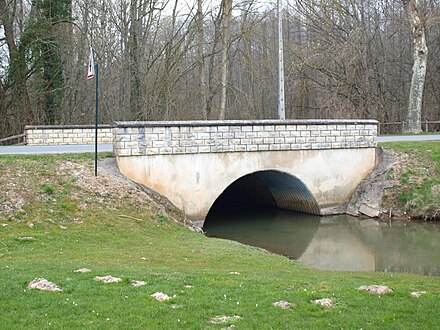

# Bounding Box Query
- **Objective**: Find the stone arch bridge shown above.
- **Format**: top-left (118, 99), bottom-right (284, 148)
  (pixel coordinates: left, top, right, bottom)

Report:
top-left (113, 120), bottom-right (378, 227)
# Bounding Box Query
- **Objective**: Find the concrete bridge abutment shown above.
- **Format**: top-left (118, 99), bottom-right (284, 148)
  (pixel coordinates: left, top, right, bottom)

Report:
top-left (113, 120), bottom-right (378, 227)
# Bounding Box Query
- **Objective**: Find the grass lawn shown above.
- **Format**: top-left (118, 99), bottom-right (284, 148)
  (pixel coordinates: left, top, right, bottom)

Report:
top-left (1, 154), bottom-right (439, 329)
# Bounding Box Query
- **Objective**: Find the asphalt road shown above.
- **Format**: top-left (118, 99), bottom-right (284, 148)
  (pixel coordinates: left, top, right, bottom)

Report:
top-left (377, 135), bottom-right (440, 142)
top-left (0, 144), bottom-right (113, 155)
top-left (0, 135), bottom-right (438, 155)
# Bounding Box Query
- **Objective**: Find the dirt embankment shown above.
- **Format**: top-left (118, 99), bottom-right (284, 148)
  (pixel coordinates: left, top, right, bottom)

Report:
top-left (346, 148), bottom-right (399, 218)
top-left (347, 147), bottom-right (439, 221)
top-left (0, 157), bottom-right (184, 225)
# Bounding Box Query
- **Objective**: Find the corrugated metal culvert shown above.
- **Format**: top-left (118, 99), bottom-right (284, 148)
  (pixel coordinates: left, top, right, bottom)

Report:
top-left (252, 171), bottom-right (320, 215)
top-left (209, 170), bottom-right (320, 215)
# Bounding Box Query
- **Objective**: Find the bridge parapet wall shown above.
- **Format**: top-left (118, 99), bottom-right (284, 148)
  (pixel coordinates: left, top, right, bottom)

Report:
top-left (25, 125), bottom-right (113, 145)
top-left (113, 120), bottom-right (378, 156)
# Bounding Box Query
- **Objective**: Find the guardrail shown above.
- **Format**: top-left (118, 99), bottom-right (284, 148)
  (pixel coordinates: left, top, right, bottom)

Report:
top-left (379, 121), bottom-right (440, 135)
top-left (0, 133), bottom-right (26, 146)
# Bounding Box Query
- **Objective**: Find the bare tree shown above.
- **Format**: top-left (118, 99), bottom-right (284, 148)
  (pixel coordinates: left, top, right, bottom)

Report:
top-left (129, 0), bottom-right (142, 118)
top-left (197, 0), bottom-right (208, 119)
top-left (401, 0), bottom-right (427, 133)
top-left (219, 0), bottom-right (232, 120)
top-left (2, 0), bottom-right (440, 136)
top-left (277, 0), bottom-right (285, 119)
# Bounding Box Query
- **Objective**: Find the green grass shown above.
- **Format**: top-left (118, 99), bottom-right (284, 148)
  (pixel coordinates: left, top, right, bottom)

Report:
top-left (380, 141), bottom-right (440, 219)
top-left (2, 212), bottom-right (439, 329)
top-left (1, 154), bottom-right (440, 329)
top-left (380, 141), bottom-right (440, 172)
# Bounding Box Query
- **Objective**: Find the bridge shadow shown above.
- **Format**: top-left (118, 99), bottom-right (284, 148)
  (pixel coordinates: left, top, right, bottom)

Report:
top-left (204, 206), bottom-right (321, 259)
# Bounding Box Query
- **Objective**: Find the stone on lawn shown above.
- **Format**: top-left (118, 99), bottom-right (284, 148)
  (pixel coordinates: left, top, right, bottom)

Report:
top-left (74, 268), bottom-right (91, 273)
top-left (272, 301), bottom-right (291, 310)
top-left (358, 285), bottom-right (392, 294)
top-left (94, 275), bottom-right (122, 283)
top-left (411, 291), bottom-right (426, 298)
top-left (131, 280), bottom-right (146, 287)
top-left (27, 278), bottom-right (62, 292)
top-left (312, 298), bottom-right (334, 308)
top-left (210, 315), bottom-right (242, 324)
top-left (151, 292), bottom-right (172, 301)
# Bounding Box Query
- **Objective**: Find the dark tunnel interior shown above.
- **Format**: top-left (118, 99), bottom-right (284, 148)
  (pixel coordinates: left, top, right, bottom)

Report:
top-left (204, 170), bottom-right (320, 226)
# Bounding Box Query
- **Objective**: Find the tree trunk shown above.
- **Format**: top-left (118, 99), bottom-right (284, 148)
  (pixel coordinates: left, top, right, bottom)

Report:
top-left (0, 0), bottom-right (32, 132)
top-left (161, 0), bottom-right (179, 120)
top-left (129, 0), bottom-right (142, 119)
top-left (206, 6), bottom-right (223, 119)
top-left (402, 0), bottom-right (427, 134)
top-left (219, 0), bottom-right (232, 120)
top-left (197, 0), bottom-right (207, 119)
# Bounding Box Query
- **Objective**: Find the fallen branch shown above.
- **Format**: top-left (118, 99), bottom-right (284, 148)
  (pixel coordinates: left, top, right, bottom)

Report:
top-left (118, 214), bottom-right (143, 222)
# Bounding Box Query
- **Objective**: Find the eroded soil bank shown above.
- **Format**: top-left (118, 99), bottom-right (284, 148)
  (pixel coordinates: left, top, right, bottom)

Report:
top-left (348, 143), bottom-right (440, 221)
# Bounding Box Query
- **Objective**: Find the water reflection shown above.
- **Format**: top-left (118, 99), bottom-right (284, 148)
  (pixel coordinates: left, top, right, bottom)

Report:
top-left (203, 207), bottom-right (440, 276)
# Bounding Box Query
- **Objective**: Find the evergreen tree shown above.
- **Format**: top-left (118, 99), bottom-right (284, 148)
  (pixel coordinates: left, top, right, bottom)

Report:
top-left (21, 0), bottom-right (72, 124)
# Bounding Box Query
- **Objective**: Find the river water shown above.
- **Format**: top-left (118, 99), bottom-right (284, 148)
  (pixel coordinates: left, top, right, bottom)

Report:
top-left (204, 207), bottom-right (440, 276)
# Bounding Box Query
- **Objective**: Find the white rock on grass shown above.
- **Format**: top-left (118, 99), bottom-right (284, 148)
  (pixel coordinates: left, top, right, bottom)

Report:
top-left (151, 292), bottom-right (173, 301)
top-left (411, 291), bottom-right (427, 298)
top-left (312, 298), bottom-right (334, 308)
top-left (358, 285), bottom-right (392, 294)
top-left (18, 237), bottom-right (35, 241)
top-left (210, 315), bottom-right (242, 324)
top-left (94, 275), bottom-right (122, 283)
top-left (27, 278), bottom-right (62, 292)
top-left (131, 280), bottom-right (146, 287)
top-left (272, 301), bottom-right (292, 310)
top-left (74, 268), bottom-right (91, 273)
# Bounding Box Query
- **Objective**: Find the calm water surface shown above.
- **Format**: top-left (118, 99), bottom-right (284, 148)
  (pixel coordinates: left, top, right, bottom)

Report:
top-left (204, 207), bottom-right (440, 276)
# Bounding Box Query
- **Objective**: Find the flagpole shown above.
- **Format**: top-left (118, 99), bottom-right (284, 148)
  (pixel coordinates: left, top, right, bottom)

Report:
top-left (87, 47), bottom-right (98, 176)
top-left (94, 63), bottom-right (99, 177)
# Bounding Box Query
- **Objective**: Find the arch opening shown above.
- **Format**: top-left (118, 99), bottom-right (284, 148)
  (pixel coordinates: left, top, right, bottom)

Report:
top-left (205, 170), bottom-right (320, 223)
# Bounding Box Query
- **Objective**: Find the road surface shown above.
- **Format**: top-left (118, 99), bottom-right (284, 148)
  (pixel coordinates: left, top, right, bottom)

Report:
top-left (377, 135), bottom-right (440, 142)
top-left (0, 144), bottom-right (113, 155)
top-left (0, 135), bottom-right (438, 155)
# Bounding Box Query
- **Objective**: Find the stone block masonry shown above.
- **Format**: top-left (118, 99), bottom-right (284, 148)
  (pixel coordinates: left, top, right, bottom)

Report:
top-left (25, 125), bottom-right (113, 145)
top-left (112, 120), bottom-right (378, 157)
